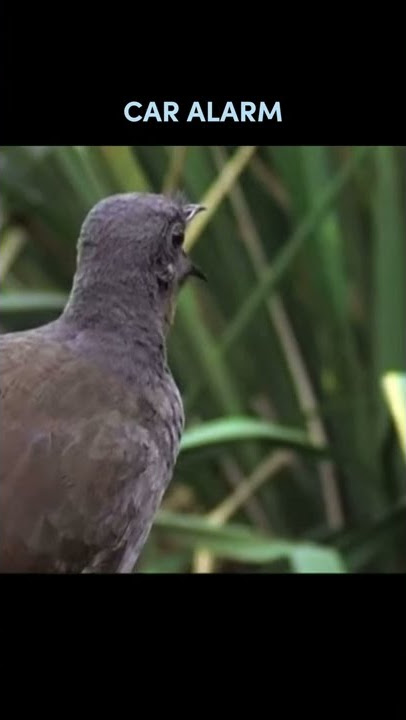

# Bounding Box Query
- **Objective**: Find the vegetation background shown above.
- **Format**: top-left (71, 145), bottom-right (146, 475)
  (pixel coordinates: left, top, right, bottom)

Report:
top-left (0, 145), bottom-right (405, 573)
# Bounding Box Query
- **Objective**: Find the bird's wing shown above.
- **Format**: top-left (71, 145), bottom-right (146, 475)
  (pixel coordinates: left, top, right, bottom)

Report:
top-left (0, 333), bottom-right (160, 573)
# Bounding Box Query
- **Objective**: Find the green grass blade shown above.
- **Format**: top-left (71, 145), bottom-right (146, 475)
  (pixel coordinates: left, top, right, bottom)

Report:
top-left (0, 291), bottom-right (68, 313)
top-left (222, 147), bottom-right (370, 352)
top-left (53, 147), bottom-right (103, 208)
top-left (373, 148), bottom-right (406, 436)
top-left (184, 146), bottom-right (257, 251)
top-left (289, 545), bottom-right (345, 573)
top-left (181, 416), bottom-right (326, 454)
top-left (0, 227), bottom-right (27, 281)
top-left (154, 511), bottom-right (345, 571)
top-left (177, 285), bottom-right (244, 416)
top-left (101, 147), bottom-right (150, 191)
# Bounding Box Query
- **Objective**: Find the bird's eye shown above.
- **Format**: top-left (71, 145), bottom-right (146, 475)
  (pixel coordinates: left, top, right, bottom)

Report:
top-left (172, 230), bottom-right (184, 248)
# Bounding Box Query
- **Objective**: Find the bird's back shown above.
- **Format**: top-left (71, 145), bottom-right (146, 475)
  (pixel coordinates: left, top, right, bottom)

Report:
top-left (0, 328), bottom-right (183, 572)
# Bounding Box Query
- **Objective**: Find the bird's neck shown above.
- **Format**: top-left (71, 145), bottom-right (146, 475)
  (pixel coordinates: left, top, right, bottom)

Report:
top-left (61, 274), bottom-right (167, 367)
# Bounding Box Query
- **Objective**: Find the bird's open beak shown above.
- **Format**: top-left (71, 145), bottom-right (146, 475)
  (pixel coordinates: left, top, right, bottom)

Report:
top-left (179, 251), bottom-right (208, 285)
top-left (189, 263), bottom-right (207, 282)
top-left (180, 205), bottom-right (207, 283)
top-left (184, 204), bottom-right (206, 223)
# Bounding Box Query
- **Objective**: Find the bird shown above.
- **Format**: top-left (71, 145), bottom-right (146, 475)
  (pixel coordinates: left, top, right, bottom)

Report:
top-left (0, 192), bottom-right (206, 573)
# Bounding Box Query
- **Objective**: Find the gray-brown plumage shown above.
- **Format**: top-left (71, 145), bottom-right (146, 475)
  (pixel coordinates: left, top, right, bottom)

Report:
top-left (0, 192), bottom-right (205, 573)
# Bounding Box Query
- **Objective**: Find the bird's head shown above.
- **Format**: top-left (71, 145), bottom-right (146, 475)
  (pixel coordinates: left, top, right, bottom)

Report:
top-left (74, 192), bottom-right (206, 332)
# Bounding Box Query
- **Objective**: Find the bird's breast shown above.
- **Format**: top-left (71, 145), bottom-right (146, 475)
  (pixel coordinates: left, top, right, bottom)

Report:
top-left (142, 373), bottom-right (184, 470)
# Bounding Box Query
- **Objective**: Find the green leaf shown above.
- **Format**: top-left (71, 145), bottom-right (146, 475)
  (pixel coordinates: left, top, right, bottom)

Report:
top-left (221, 146), bottom-right (370, 352)
top-left (373, 149), bottom-right (406, 438)
top-left (141, 552), bottom-right (191, 574)
top-left (0, 226), bottom-right (27, 281)
top-left (101, 147), bottom-right (150, 192)
top-left (180, 416), bottom-right (326, 454)
top-left (338, 501), bottom-right (406, 571)
top-left (289, 546), bottom-right (345, 573)
top-left (0, 291), bottom-right (68, 313)
top-left (154, 511), bottom-right (345, 572)
top-left (53, 146), bottom-right (104, 208)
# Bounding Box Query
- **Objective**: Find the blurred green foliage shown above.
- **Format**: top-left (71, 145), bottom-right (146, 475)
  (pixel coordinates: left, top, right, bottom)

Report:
top-left (1, 145), bottom-right (405, 573)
